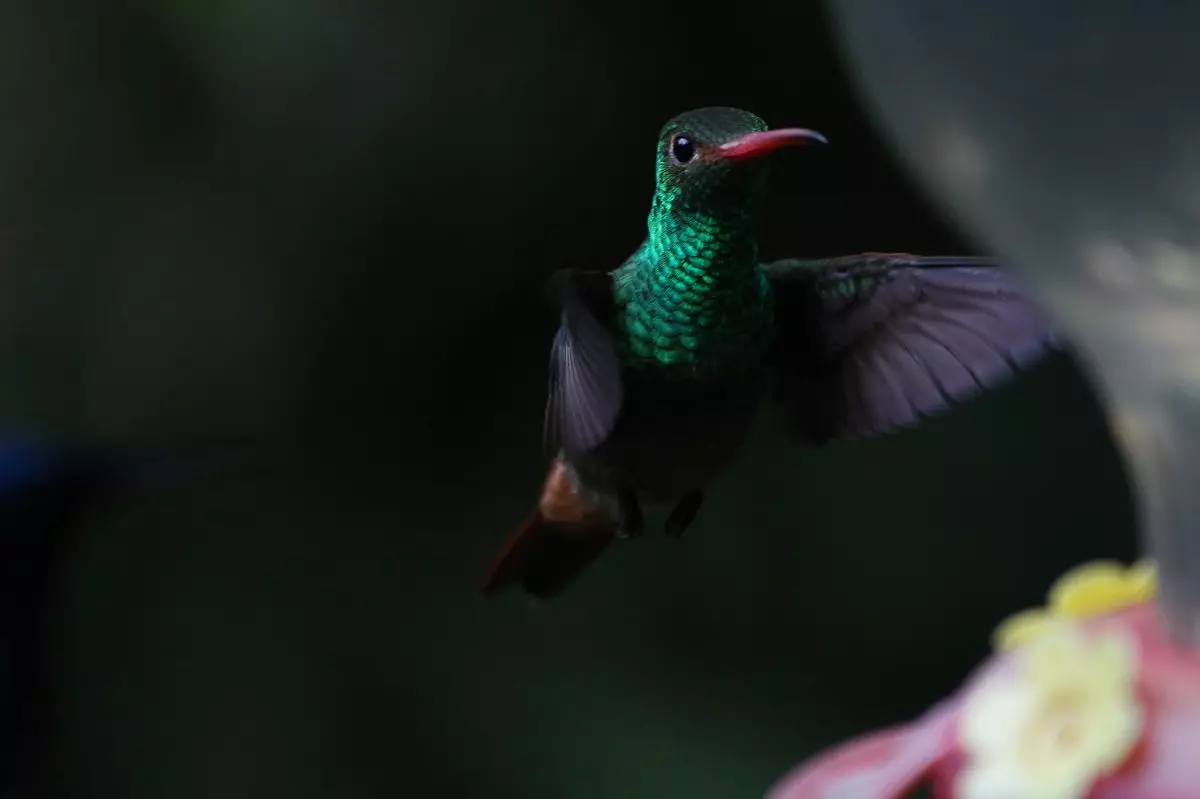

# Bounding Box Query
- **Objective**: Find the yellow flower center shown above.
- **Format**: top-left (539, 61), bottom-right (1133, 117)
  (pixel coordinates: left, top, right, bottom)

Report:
top-left (993, 559), bottom-right (1156, 652)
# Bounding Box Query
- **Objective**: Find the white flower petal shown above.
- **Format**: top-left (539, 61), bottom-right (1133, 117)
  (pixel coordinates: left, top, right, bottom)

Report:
top-left (960, 756), bottom-right (1096, 799)
top-left (957, 631), bottom-right (1144, 799)
top-left (1079, 699), bottom-right (1144, 772)
top-left (958, 760), bottom-right (1036, 799)
top-left (960, 681), bottom-right (1035, 753)
top-left (1090, 634), bottom-right (1137, 682)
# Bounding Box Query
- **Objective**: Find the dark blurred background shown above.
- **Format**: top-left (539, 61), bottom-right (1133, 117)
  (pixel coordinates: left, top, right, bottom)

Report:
top-left (1, 0), bottom-right (1135, 796)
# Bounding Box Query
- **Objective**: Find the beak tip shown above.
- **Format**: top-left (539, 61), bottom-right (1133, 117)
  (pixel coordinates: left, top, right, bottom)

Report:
top-left (718, 128), bottom-right (829, 159)
top-left (788, 129), bottom-right (829, 146)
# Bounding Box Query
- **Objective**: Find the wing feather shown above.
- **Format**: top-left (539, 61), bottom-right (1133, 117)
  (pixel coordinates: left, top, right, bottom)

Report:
top-left (542, 270), bottom-right (624, 457)
top-left (763, 253), bottom-right (1060, 443)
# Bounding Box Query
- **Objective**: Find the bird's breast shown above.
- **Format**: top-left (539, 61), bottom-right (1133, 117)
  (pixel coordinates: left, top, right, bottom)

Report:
top-left (571, 366), bottom-right (768, 503)
top-left (617, 264), bottom-right (773, 373)
top-left (619, 316), bottom-right (773, 378)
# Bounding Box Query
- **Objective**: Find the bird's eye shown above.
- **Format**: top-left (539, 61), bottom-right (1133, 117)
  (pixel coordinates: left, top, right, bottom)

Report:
top-left (671, 135), bottom-right (695, 165)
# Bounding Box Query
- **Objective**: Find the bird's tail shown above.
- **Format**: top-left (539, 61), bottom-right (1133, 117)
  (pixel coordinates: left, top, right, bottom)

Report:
top-left (481, 460), bottom-right (617, 599)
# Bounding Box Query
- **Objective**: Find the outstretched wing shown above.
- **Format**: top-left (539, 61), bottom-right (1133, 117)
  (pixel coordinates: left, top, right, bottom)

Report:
top-left (543, 269), bottom-right (624, 458)
top-left (762, 253), bottom-right (1061, 444)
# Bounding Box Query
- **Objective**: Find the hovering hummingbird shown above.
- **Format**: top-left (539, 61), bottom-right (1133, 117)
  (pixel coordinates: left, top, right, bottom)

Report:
top-left (481, 106), bottom-right (1058, 600)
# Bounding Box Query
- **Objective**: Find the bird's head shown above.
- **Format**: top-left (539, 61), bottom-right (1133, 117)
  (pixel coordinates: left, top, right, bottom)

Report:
top-left (651, 107), bottom-right (827, 221)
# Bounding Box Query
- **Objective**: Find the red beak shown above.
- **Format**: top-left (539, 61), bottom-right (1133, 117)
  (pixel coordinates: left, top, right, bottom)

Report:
top-left (718, 128), bottom-right (828, 161)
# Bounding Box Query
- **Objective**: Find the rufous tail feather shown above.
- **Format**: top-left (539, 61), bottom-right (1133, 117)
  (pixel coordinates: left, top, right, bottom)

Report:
top-left (480, 460), bottom-right (616, 599)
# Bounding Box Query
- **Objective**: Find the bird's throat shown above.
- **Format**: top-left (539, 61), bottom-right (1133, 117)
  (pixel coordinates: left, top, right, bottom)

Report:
top-left (618, 211), bottom-right (770, 372)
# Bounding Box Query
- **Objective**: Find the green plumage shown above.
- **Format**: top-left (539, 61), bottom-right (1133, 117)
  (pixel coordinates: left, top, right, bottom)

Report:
top-left (613, 108), bottom-right (775, 375)
top-left (482, 105), bottom-right (1059, 599)
top-left (613, 219), bottom-right (772, 372)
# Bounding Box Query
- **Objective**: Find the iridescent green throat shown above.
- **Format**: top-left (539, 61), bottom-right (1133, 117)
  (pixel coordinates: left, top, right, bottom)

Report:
top-left (614, 205), bottom-right (772, 372)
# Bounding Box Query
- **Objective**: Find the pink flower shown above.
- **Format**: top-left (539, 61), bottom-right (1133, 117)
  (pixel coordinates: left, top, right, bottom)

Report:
top-left (767, 602), bottom-right (1200, 799)
top-left (765, 700), bottom-right (958, 799)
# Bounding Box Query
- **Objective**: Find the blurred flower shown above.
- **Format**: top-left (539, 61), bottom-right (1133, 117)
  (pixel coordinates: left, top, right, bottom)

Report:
top-left (764, 701), bottom-right (958, 799)
top-left (766, 568), bottom-right (1200, 799)
top-left (993, 560), bottom-right (1156, 651)
top-left (956, 627), bottom-right (1144, 799)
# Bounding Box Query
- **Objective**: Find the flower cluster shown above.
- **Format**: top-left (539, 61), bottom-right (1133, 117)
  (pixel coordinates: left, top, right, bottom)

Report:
top-left (766, 559), bottom-right (1183, 799)
top-left (992, 560), bottom-right (1156, 652)
top-left (957, 626), bottom-right (1144, 799)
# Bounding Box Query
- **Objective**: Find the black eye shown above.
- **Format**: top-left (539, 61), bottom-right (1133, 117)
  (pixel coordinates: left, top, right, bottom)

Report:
top-left (671, 135), bottom-right (695, 164)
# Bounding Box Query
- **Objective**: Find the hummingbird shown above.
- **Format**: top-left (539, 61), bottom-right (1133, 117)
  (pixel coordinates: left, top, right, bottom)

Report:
top-left (480, 106), bottom-right (1059, 600)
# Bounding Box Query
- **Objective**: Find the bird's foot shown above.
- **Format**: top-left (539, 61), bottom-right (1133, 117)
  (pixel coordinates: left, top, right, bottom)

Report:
top-left (664, 490), bottom-right (705, 538)
top-left (614, 489), bottom-right (644, 539)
